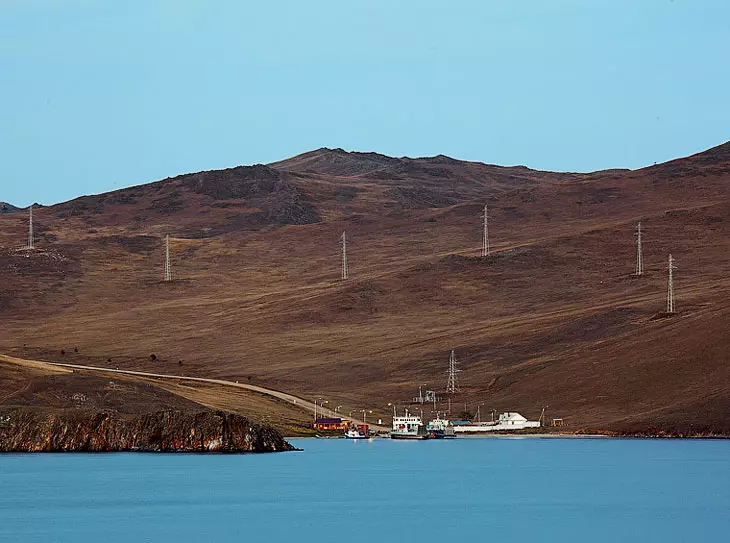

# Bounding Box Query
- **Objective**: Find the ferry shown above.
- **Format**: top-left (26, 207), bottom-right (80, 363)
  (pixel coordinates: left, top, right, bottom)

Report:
top-left (426, 414), bottom-right (456, 439)
top-left (390, 410), bottom-right (428, 440)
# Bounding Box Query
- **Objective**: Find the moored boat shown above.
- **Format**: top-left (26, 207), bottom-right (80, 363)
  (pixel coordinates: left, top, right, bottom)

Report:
top-left (426, 414), bottom-right (456, 439)
top-left (344, 424), bottom-right (370, 439)
top-left (390, 410), bottom-right (428, 440)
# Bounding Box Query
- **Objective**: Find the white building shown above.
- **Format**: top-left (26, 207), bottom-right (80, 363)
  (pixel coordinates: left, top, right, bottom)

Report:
top-left (453, 411), bottom-right (541, 433)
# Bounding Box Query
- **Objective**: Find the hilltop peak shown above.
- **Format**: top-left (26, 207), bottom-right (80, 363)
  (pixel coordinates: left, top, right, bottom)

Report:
top-left (269, 147), bottom-right (399, 176)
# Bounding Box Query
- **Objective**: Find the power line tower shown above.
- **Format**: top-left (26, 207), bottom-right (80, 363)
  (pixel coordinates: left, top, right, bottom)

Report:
top-left (27, 204), bottom-right (34, 249)
top-left (163, 234), bottom-right (172, 282)
top-left (445, 349), bottom-right (460, 394)
top-left (482, 203), bottom-right (490, 257)
top-left (340, 231), bottom-right (348, 280)
top-left (635, 222), bottom-right (643, 276)
top-left (666, 254), bottom-right (677, 313)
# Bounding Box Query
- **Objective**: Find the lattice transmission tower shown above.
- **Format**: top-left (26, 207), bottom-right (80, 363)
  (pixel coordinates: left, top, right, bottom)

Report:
top-left (445, 349), bottom-right (460, 394)
top-left (163, 234), bottom-right (172, 282)
top-left (340, 231), bottom-right (348, 280)
top-left (666, 254), bottom-right (677, 313)
top-left (482, 203), bottom-right (490, 257)
top-left (27, 204), bottom-right (34, 249)
top-left (635, 222), bottom-right (643, 276)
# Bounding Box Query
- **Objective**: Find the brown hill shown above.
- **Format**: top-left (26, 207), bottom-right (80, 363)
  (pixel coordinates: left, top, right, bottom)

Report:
top-left (1, 142), bottom-right (730, 435)
top-left (0, 203), bottom-right (22, 214)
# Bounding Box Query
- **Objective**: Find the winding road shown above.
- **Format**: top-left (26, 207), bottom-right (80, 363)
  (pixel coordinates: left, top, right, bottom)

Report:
top-left (0, 354), bottom-right (388, 431)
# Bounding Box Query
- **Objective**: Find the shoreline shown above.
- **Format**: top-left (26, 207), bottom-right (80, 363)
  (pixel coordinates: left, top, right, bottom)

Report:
top-left (285, 432), bottom-right (730, 440)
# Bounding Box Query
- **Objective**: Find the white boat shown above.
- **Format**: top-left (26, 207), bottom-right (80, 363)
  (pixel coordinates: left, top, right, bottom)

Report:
top-left (453, 412), bottom-right (541, 434)
top-left (344, 427), bottom-right (369, 439)
top-left (390, 410), bottom-right (428, 440)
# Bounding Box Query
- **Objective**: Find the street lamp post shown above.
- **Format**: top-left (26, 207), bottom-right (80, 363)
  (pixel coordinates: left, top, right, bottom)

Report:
top-left (476, 403), bottom-right (486, 423)
top-left (315, 397), bottom-right (325, 423)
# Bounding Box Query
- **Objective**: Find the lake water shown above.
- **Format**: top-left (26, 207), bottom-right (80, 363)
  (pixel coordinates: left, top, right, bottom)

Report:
top-left (1, 437), bottom-right (728, 542)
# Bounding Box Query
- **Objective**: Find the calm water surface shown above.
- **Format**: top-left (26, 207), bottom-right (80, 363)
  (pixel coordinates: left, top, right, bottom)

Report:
top-left (1, 437), bottom-right (728, 542)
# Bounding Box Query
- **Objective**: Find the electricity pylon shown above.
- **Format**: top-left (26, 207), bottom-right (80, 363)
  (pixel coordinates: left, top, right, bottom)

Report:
top-left (666, 254), bottom-right (677, 313)
top-left (27, 204), bottom-right (34, 249)
top-left (341, 231), bottom-right (348, 280)
top-left (482, 203), bottom-right (490, 257)
top-left (446, 350), bottom-right (460, 394)
top-left (164, 235), bottom-right (171, 282)
top-left (635, 222), bottom-right (643, 276)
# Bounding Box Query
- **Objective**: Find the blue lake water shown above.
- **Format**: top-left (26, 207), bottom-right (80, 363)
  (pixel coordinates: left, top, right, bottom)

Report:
top-left (1, 437), bottom-right (728, 542)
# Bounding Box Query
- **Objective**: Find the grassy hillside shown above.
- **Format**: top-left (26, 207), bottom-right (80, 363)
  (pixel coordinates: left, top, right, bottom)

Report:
top-left (1, 142), bottom-right (729, 434)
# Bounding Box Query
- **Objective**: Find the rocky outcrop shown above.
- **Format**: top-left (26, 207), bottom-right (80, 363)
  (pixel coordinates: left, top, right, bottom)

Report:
top-left (0, 408), bottom-right (294, 453)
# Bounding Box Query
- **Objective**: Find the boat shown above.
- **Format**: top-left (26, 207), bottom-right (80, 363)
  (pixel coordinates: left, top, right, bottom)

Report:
top-left (452, 412), bottom-right (541, 434)
top-left (426, 414), bottom-right (456, 439)
top-left (344, 424), bottom-right (370, 439)
top-left (390, 410), bottom-right (428, 440)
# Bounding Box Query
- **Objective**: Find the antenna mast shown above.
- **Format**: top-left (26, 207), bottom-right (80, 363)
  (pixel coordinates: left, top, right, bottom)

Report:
top-left (666, 254), bottom-right (677, 313)
top-left (164, 235), bottom-right (171, 282)
top-left (27, 204), bottom-right (34, 249)
top-left (482, 203), bottom-right (490, 257)
top-left (341, 231), bottom-right (348, 280)
top-left (635, 222), bottom-right (643, 276)
top-left (445, 349), bottom-right (460, 394)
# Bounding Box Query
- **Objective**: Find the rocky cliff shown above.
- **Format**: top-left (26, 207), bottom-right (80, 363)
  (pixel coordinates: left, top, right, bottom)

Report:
top-left (0, 408), bottom-right (294, 453)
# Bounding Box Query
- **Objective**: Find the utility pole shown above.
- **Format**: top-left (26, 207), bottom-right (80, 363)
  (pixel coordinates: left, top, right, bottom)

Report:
top-left (163, 235), bottom-right (172, 282)
top-left (666, 254), bottom-right (677, 313)
top-left (340, 231), bottom-right (348, 280)
top-left (635, 222), bottom-right (643, 276)
top-left (482, 203), bottom-right (490, 257)
top-left (446, 350), bottom-right (460, 394)
top-left (27, 204), bottom-right (34, 249)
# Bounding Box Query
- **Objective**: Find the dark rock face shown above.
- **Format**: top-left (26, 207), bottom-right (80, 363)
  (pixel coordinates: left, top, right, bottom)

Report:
top-left (0, 408), bottom-right (294, 453)
top-left (0, 202), bottom-right (21, 214)
top-left (179, 164), bottom-right (287, 199)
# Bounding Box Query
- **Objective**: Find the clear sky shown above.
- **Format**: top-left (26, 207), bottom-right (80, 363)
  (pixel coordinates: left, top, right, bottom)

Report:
top-left (2, 0), bottom-right (728, 206)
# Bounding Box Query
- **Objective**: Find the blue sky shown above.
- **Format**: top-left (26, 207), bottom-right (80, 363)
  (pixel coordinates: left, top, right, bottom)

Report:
top-left (2, 0), bottom-right (728, 206)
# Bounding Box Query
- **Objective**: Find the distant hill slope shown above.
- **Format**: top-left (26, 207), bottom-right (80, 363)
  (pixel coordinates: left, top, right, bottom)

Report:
top-left (1, 140), bottom-right (729, 434)
top-left (0, 202), bottom-right (21, 214)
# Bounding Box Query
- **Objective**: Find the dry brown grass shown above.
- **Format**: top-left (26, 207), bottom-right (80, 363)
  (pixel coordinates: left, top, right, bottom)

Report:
top-left (2, 144), bottom-right (730, 433)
